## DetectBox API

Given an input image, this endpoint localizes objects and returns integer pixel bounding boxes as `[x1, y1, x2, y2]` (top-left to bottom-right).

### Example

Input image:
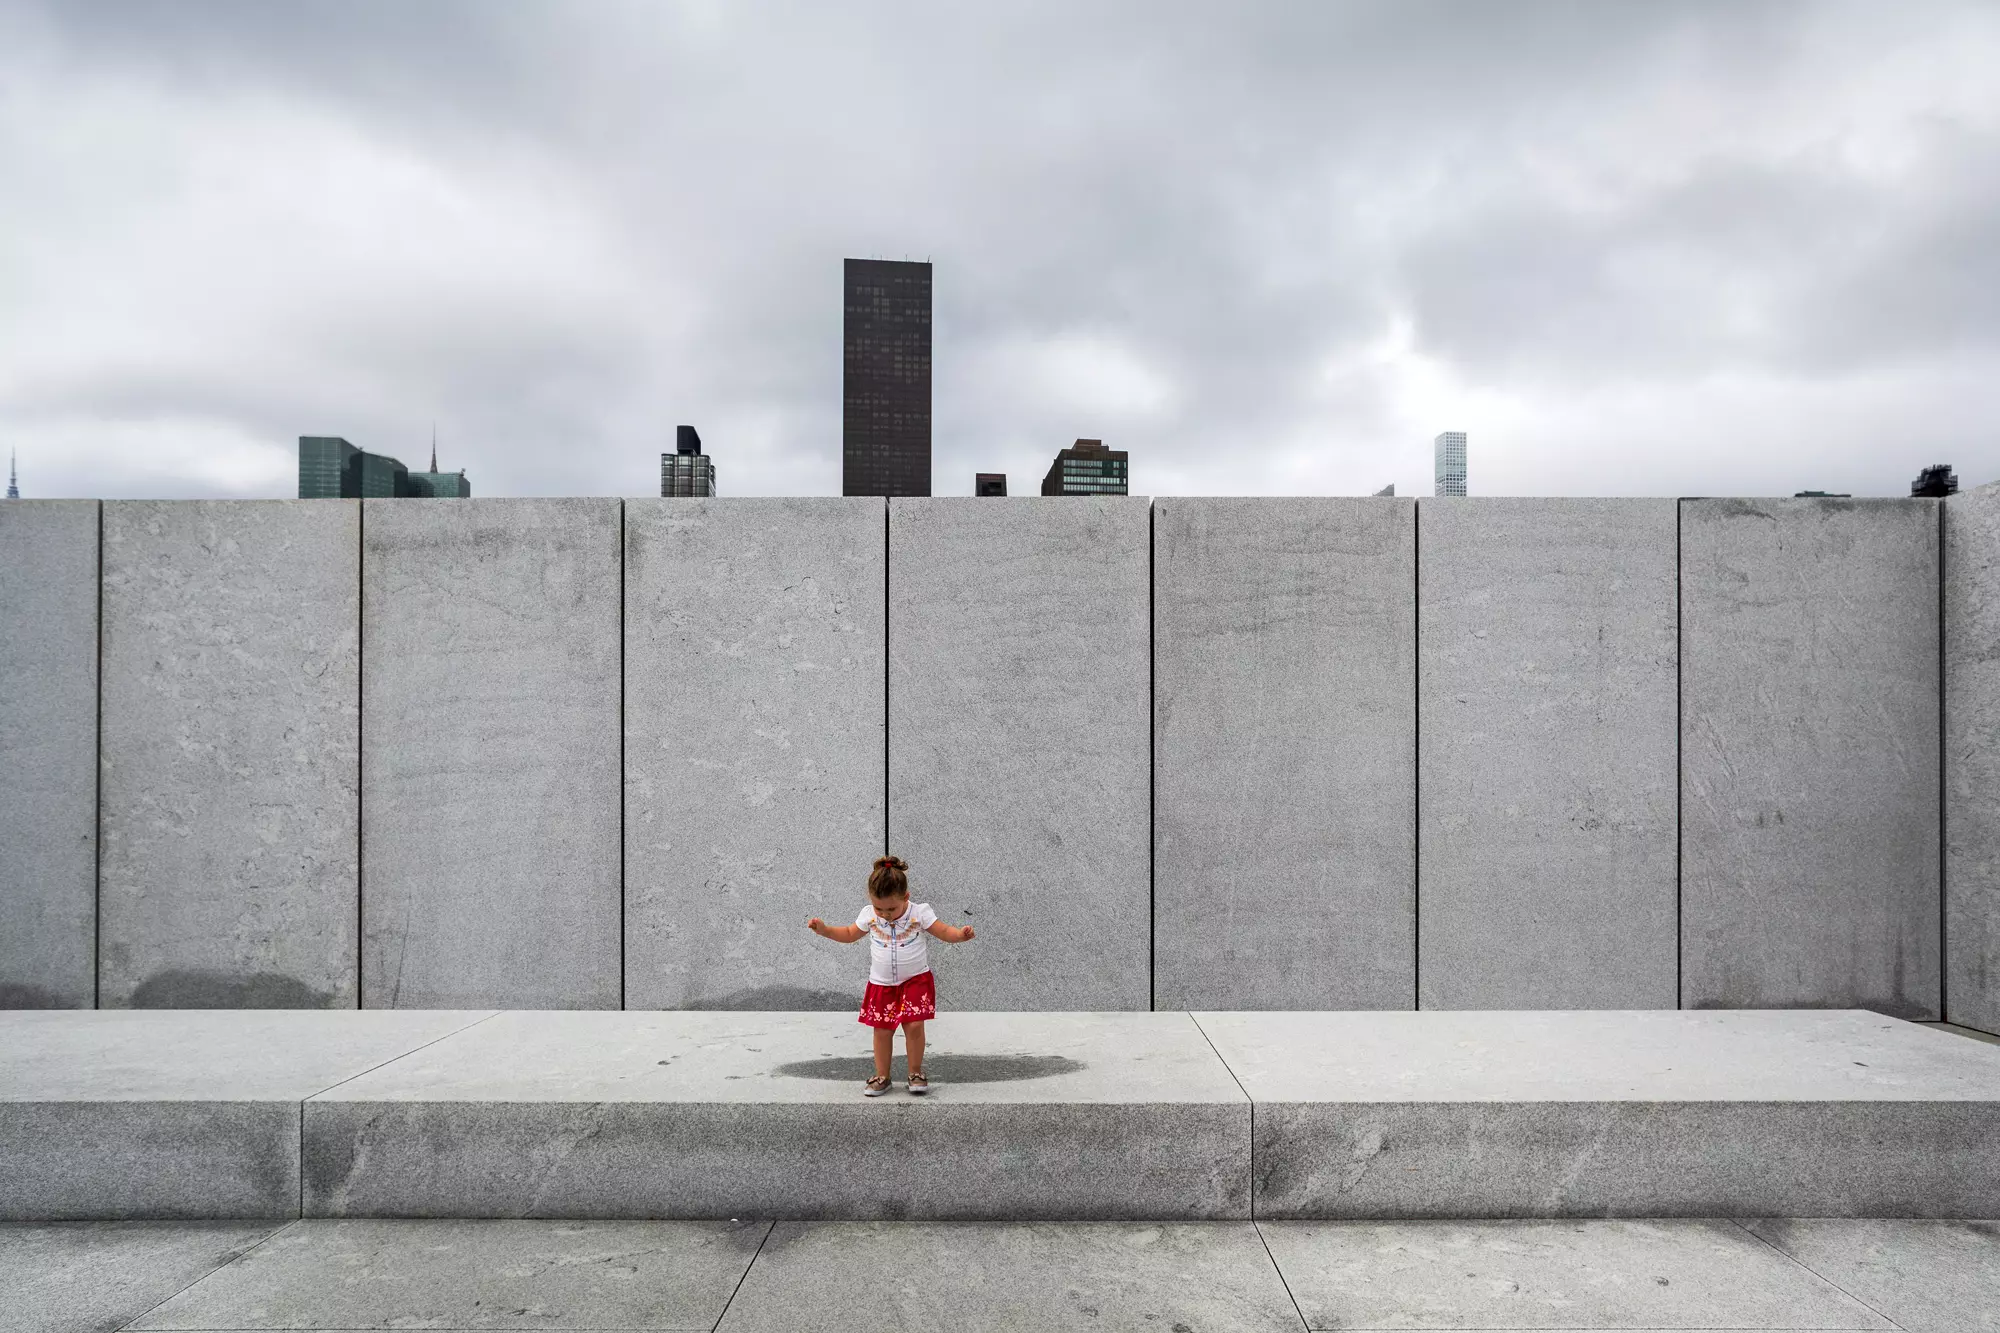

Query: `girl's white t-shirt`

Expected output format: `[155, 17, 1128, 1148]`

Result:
[855, 901, 938, 986]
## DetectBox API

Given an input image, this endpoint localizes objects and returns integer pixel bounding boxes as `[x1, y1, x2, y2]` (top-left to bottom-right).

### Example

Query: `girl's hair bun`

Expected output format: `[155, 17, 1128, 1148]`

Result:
[868, 855, 910, 898]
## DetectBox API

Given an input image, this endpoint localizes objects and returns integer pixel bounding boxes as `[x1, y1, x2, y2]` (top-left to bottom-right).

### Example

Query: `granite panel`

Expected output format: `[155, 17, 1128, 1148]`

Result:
[887, 498, 1151, 1011]
[1198, 1009, 2000, 1218]
[1745, 1218, 2000, 1333]
[1154, 498, 1415, 1010]
[1946, 482, 2000, 1035]
[303, 1011, 1250, 1219]
[0, 1010, 490, 1219]
[0, 501, 99, 1010]
[1418, 498, 1679, 1010]
[362, 498, 622, 1009]
[0, 1221, 283, 1333]
[129, 1218, 770, 1330]
[715, 1222, 1303, 1333]
[99, 501, 359, 1009]
[624, 498, 885, 1012]
[1682, 498, 1941, 1017]
[1262, 1218, 1892, 1330]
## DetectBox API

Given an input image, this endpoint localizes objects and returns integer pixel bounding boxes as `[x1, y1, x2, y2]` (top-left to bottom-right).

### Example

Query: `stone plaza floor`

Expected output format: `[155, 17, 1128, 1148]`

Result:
[8, 1214, 2000, 1332]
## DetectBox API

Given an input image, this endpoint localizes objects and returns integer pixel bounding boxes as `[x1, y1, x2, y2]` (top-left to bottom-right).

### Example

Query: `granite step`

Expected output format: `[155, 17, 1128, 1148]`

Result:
[5, 1009, 1999, 1221]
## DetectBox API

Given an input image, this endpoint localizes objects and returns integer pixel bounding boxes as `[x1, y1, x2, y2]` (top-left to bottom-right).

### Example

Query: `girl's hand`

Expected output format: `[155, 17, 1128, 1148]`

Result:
[961, 925, 975, 942]
[807, 917, 827, 936]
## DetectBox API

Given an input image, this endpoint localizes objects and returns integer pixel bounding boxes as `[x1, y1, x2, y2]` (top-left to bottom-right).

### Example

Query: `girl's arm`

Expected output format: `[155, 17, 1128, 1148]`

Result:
[807, 917, 865, 943]
[926, 921, 975, 944]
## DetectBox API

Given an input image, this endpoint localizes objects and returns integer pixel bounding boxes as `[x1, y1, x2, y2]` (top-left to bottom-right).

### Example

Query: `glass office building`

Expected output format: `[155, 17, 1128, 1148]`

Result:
[843, 258, 932, 496]
[1041, 439, 1129, 495]
[661, 424, 717, 497]
[299, 437, 468, 498]
[1434, 431, 1467, 497]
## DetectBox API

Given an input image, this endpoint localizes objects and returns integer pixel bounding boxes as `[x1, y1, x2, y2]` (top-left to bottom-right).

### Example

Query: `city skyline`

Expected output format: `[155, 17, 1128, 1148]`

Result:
[5, 5, 2000, 502]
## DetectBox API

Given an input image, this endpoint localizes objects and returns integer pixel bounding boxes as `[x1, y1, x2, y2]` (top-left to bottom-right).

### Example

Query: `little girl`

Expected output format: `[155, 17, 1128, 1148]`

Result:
[808, 854, 975, 1096]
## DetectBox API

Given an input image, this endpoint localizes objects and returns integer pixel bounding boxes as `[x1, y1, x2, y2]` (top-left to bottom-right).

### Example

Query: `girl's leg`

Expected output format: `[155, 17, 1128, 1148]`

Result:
[905, 1020, 925, 1075]
[872, 1025, 894, 1080]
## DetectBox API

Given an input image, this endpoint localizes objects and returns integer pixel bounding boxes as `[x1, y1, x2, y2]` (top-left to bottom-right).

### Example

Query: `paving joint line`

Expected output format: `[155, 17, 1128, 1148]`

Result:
[1728, 1217, 1909, 1331]
[1187, 1012, 1256, 1221]
[111, 1217, 299, 1332]
[709, 1218, 777, 1332]
[1250, 1218, 1312, 1332]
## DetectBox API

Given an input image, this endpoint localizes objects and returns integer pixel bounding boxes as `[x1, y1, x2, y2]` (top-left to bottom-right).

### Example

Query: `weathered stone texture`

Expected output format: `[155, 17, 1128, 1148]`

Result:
[362, 498, 622, 1009]
[1682, 498, 1940, 1017]
[0, 501, 99, 1009]
[887, 498, 1151, 1010]
[1418, 499, 1679, 1009]
[99, 501, 359, 1009]
[1947, 481, 2000, 1035]
[1154, 498, 1414, 1010]
[624, 498, 885, 1012]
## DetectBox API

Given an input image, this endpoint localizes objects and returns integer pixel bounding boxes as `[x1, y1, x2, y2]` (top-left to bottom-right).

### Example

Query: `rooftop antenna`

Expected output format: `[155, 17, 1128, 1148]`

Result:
[430, 423, 438, 473]
[5, 447, 17, 499]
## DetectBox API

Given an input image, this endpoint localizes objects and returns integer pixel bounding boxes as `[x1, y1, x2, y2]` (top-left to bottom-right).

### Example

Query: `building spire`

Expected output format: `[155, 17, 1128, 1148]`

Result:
[5, 448, 17, 499]
[430, 424, 438, 474]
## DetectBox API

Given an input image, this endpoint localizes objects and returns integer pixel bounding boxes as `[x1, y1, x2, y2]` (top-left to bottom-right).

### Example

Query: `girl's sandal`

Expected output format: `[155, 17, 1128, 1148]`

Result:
[907, 1070, 929, 1095]
[864, 1074, 892, 1097]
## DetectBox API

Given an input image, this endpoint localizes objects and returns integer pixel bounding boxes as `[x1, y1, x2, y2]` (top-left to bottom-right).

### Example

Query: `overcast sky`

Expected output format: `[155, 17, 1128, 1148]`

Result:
[4, 1, 1998, 501]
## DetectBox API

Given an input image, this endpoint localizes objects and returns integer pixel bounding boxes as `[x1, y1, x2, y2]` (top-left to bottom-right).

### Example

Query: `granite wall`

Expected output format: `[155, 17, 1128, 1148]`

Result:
[3, 493, 1974, 1016]
[624, 498, 885, 1011]
[1946, 482, 2000, 1034]
[98, 501, 360, 1009]
[360, 499, 622, 1010]
[0, 501, 100, 1009]
[889, 498, 1152, 1010]
[1419, 499, 1680, 1009]
[1681, 498, 1941, 1019]
[1153, 497, 1416, 1010]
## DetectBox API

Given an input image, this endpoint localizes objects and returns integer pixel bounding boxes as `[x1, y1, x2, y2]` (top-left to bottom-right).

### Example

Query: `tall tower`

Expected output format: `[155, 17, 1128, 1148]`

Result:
[842, 258, 932, 496]
[1434, 431, 1467, 497]
[5, 449, 17, 499]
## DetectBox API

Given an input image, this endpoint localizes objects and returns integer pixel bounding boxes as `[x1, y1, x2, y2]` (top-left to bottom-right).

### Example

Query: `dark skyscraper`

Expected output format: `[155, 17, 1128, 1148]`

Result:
[661, 424, 717, 496]
[843, 258, 931, 496]
[976, 472, 1008, 496]
[1041, 439, 1129, 496]
[1911, 464, 1958, 497]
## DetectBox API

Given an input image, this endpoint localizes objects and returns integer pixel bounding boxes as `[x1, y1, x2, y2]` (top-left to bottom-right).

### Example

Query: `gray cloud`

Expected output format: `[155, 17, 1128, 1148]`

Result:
[2, 0, 1997, 502]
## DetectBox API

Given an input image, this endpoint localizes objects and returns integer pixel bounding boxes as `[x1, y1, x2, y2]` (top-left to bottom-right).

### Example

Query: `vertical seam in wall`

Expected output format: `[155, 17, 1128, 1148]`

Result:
[620, 500, 628, 1011]
[883, 500, 891, 855]
[355, 501, 365, 1008]
[94, 500, 104, 1009]
[1149, 499, 1157, 1012]
[1676, 497, 1685, 1011]
[1411, 499, 1421, 1011]
[1938, 497, 1948, 1023]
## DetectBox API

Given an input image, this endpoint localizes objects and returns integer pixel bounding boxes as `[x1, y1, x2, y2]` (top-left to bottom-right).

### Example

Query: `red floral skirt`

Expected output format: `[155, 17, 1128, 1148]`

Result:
[858, 970, 936, 1029]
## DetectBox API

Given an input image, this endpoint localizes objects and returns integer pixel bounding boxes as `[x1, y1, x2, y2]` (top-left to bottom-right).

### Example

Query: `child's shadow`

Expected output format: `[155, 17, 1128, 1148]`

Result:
[772, 1053, 1085, 1084]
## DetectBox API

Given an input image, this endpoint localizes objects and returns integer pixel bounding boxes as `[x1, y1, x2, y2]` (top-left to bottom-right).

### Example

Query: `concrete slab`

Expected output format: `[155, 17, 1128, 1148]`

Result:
[1745, 1218, 2000, 1333]
[1261, 1218, 1892, 1330]
[1946, 482, 2000, 1035]
[888, 498, 1151, 1010]
[624, 498, 885, 1013]
[362, 498, 622, 1010]
[0, 500, 99, 1011]
[0, 1010, 491, 1219]
[715, 1221, 1304, 1333]
[0, 1221, 283, 1333]
[1418, 499, 1679, 1010]
[99, 500, 360, 1009]
[1195, 1009, 2000, 1218]
[1154, 498, 1415, 1011]
[128, 1218, 770, 1330]
[1682, 497, 1941, 1018]
[304, 1011, 1249, 1219]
